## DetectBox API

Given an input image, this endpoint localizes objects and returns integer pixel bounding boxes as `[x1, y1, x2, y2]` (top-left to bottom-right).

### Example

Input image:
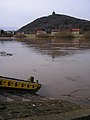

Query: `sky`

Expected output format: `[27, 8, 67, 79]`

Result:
[0, 0, 90, 30]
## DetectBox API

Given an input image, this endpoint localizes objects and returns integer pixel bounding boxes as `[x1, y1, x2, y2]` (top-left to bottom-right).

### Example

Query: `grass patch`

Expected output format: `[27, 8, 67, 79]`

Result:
[36, 33, 50, 38]
[14, 33, 27, 38]
[54, 32, 74, 38]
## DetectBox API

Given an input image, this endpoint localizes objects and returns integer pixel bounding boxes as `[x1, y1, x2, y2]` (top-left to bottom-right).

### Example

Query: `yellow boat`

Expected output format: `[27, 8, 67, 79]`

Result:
[0, 76, 41, 93]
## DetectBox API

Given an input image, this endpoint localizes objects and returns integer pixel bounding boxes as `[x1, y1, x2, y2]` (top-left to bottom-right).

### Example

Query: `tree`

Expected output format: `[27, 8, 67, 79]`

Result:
[0, 29, 4, 34]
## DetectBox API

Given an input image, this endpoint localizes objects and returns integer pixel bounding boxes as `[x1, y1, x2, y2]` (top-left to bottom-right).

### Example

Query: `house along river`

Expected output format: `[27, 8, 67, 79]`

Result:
[0, 38, 90, 105]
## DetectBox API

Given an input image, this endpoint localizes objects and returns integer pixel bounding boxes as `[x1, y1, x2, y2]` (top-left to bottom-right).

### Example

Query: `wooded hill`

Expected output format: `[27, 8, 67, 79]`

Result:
[19, 12, 90, 33]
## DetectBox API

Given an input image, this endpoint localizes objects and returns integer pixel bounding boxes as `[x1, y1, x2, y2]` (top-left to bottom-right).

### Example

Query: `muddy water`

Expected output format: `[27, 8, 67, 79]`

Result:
[0, 38, 90, 104]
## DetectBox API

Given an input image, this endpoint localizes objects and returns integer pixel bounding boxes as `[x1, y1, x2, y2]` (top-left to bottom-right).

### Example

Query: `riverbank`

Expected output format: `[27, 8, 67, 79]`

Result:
[0, 37, 14, 40]
[12, 108, 90, 120]
[0, 90, 90, 120]
[0, 33, 84, 40]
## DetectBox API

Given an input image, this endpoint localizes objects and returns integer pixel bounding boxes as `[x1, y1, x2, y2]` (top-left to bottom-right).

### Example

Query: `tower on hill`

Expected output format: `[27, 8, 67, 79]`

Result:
[52, 11, 56, 15]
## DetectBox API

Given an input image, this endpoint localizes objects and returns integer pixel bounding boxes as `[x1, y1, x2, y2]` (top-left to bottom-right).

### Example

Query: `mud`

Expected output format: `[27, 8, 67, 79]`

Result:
[0, 90, 90, 120]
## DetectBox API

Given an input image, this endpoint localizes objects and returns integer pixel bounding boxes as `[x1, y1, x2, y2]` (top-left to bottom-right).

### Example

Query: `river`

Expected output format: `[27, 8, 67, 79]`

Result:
[0, 38, 90, 105]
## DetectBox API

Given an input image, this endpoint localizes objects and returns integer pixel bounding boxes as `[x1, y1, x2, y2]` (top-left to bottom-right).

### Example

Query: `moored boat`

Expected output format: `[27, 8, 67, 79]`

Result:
[0, 76, 41, 93]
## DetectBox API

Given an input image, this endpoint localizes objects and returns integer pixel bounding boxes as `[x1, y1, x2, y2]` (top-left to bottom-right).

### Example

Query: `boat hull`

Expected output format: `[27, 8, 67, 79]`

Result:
[0, 76, 41, 93]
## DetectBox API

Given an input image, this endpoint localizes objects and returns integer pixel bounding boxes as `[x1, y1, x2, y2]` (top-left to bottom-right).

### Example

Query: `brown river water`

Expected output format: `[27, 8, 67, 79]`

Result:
[0, 38, 90, 105]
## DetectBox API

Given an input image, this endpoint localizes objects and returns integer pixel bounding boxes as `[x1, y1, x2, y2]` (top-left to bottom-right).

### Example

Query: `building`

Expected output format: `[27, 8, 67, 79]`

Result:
[71, 28, 81, 35]
[51, 28, 81, 35]
[51, 29, 61, 34]
[36, 30, 46, 34]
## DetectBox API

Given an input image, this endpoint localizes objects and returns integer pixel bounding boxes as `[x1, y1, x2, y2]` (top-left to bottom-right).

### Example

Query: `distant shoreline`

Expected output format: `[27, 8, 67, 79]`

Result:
[0, 33, 89, 40]
[0, 37, 14, 39]
[0, 34, 82, 40]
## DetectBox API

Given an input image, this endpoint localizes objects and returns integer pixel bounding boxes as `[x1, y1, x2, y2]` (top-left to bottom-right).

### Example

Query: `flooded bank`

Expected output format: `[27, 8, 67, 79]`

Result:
[0, 38, 90, 105]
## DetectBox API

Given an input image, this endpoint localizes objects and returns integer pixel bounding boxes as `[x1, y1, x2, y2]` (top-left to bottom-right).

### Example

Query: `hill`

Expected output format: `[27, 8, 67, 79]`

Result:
[19, 12, 90, 33]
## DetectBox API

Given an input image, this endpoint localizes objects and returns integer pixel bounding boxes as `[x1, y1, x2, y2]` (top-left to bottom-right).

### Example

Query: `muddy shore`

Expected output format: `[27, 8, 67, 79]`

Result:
[0, 90, 90, 120]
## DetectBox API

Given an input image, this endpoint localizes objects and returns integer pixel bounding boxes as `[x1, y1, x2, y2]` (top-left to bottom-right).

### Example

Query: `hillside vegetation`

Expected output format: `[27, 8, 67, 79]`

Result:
[19, 12, 90, 33]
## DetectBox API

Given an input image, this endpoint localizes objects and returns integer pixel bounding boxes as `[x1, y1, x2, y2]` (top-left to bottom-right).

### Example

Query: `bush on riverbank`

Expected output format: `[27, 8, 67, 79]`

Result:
[84, 31, 90, 38]
[0, 33, 13, 37]
[53, 32, 74, 38]
[14, 33, 27, 38]
[36, 33, 50, 38]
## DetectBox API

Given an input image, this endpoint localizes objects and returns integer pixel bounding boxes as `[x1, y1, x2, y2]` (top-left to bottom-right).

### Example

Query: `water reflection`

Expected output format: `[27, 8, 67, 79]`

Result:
[16, 38, 90, 59]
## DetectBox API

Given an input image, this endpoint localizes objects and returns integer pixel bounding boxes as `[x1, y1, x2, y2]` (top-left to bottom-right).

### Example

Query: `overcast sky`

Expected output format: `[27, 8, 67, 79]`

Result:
[0, 0, 90, 30]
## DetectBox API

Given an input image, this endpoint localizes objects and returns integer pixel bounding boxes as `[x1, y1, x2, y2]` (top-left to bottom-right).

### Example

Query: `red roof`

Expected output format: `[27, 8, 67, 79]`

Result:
[71, 28, 81, 32]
